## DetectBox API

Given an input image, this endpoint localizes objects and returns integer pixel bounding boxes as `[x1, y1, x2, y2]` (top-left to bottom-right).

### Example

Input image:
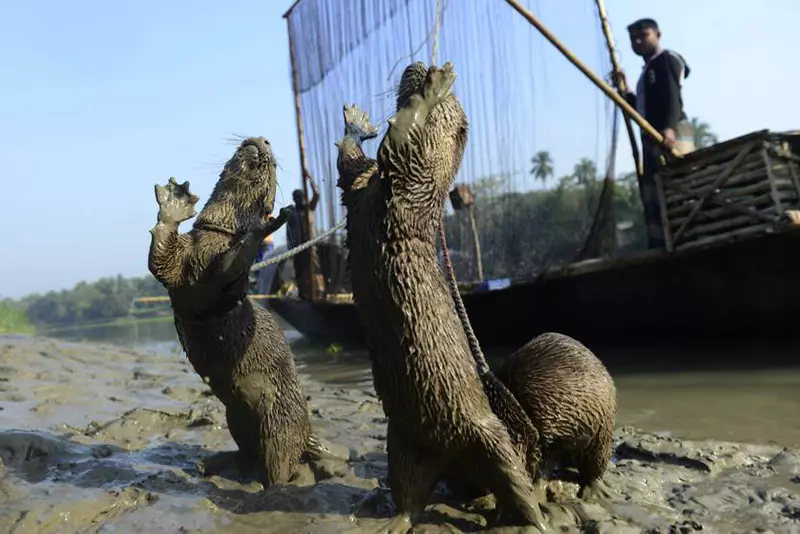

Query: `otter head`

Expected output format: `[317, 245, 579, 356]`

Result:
[195, 137, 278, 234]
[396, 62, 428, 110]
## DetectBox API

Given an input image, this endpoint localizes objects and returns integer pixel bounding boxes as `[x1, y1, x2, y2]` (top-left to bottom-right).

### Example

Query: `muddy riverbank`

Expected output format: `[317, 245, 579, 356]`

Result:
[0, 335, 798, 533]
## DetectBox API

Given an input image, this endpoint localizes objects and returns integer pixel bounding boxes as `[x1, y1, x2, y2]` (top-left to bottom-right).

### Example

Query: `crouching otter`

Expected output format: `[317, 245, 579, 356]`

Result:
[147, 137, 324, 487]
[496, 332, 617, 500]
[337, 63, 547, 533]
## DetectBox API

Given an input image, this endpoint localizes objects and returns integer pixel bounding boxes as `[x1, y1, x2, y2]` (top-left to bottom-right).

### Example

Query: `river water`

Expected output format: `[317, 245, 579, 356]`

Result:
[47, 316, 800, 448]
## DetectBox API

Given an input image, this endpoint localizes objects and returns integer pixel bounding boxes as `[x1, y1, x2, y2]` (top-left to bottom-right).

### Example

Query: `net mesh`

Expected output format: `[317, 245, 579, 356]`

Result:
[286, 0, 646, 282]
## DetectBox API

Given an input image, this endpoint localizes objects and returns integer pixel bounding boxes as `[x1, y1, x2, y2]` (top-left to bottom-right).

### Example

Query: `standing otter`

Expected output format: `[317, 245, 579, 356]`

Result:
[337, 63, 547, 533]
[405, 65, 617, 500]
[342, 67, 617, 508]
[496, 332, 617, 500]
[147, 137, 323, 487]
[394, 62, 543, 486]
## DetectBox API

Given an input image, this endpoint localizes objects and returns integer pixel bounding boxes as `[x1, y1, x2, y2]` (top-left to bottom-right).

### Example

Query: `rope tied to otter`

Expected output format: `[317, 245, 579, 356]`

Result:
[427, 0, 491, 377]
[249, 219, 346, 272]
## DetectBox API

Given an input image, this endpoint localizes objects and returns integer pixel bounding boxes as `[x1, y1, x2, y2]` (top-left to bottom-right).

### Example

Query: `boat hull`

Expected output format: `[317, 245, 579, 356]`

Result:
[266, 227, 800, 349]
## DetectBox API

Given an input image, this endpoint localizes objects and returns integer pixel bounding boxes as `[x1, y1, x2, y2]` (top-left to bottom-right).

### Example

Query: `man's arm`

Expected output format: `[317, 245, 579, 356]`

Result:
[306, 171, 320, 211]
[661, 52, 686, 136]
[612, 69, 637, 108]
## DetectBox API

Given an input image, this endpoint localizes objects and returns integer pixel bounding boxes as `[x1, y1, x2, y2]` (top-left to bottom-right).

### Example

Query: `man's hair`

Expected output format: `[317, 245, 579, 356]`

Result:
[627, 18, 659, 32]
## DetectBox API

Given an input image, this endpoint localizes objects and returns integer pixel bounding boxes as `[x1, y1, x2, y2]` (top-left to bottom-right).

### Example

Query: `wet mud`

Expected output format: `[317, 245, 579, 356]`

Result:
[0, 336, 798, 533]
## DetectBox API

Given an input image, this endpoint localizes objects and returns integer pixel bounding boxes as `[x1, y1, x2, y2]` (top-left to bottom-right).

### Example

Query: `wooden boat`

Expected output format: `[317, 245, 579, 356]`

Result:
[266, 224, 800, 348]
[268, 2, 800, 350]
[264, 129, 800, 348]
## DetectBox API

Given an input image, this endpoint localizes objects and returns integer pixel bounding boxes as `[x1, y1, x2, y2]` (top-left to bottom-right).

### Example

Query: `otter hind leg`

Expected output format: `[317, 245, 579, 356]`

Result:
[381, 421, 443, 534]
[575, 430, 615, 503]
[467, 422, 547, 531]
[224, 405, 259, 460]
[231, 372, 302, 487]
[260, 426, 306, 487]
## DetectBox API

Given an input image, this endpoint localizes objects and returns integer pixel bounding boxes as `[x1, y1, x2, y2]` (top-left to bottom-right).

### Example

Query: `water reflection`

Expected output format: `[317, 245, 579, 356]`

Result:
[45, 318, 800, 447]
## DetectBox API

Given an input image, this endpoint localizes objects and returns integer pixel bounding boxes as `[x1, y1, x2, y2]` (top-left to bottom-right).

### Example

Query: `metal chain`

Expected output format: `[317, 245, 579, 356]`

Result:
[249, 219, 346, 272]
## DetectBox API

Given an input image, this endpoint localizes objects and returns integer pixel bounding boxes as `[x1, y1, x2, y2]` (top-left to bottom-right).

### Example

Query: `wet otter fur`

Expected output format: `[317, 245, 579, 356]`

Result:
[337, 63, 547, 533]
[341, 67, 616, 510]
[147, 137, 323, 487]
[399, 64, 616, 503]
[496, 332, 617, 499]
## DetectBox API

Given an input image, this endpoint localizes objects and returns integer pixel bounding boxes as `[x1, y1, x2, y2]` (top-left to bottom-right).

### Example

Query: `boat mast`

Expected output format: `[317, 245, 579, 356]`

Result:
[594, 0, 643, 181]
[284, 4, 320, 301]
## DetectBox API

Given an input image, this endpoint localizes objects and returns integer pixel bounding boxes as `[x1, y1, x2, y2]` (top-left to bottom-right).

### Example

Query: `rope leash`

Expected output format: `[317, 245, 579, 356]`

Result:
[249, 219, 346, 272]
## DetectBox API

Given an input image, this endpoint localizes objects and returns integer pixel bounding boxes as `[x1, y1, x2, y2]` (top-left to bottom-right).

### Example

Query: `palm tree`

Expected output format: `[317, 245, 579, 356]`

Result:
[530, 150, 554, 185]
[573, 158, 597, 187]
[690, 117, 719, 149]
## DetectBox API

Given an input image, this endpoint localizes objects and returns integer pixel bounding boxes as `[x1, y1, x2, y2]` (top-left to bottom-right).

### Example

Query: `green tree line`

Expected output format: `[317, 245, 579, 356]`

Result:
[443, 117, 718, 282]
[4, 274, 168, 329]
[444, 160, 646, 282]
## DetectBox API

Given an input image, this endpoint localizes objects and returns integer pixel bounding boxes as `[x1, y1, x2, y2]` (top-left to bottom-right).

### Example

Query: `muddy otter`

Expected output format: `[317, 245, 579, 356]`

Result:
[399, 63, 617, 503]
[397, 62, 544, 483]
[496, 332, 617, 499]
[337, 63, 547, 533]
[147, 137, 323, 487]
[348, 66, 617, 508]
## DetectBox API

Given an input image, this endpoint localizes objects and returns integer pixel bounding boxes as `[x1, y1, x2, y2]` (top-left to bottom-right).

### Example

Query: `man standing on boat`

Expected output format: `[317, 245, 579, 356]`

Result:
[285, 170, 323, 300]
[614, 18, 695, 250]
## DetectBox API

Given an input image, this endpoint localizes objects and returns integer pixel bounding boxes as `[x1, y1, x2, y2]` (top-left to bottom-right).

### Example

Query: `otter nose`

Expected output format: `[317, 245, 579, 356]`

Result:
[241, 137, 271, 153]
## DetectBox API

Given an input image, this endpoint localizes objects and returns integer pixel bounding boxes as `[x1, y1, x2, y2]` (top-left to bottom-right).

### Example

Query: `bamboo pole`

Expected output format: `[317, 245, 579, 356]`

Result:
[282, 0, 303, 19]
[466, 205, 484, 281]
[594, 0, 643, 179]
[284, 16, 320, 301]
[285, 20, 310, 209]
[502, 0, 680, 159]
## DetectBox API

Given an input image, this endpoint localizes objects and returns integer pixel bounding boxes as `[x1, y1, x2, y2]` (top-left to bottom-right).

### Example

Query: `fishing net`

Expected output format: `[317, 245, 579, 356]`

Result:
[286, 0, 647, 283]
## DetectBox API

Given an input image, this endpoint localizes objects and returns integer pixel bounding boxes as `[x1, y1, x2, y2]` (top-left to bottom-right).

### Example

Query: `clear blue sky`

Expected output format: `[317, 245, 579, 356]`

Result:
[2, 0, 799, 299]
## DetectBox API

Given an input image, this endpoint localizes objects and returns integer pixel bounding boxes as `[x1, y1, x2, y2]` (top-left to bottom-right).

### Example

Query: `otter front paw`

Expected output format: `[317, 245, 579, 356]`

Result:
[385, 62, 457, 142]
[154, 177, 200, 225]
[343, 104, 378, 142]
[255, 206, 291, 237]
[422, 62, 456, 107]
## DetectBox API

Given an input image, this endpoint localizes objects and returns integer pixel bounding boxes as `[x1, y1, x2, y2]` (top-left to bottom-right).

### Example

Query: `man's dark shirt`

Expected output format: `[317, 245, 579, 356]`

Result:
[624, 49, 691, 135]
[285, 204, 307, 249]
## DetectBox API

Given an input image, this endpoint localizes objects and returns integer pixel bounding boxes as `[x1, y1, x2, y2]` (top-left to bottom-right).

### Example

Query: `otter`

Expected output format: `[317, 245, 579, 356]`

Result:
[496, 332, 617, 500]
[337, 63, 547, 533]
[397, 62, 543, 484]
[147, 137, 324, 487]
[342, 67, 617, 508]
[397, 63, 617, 504]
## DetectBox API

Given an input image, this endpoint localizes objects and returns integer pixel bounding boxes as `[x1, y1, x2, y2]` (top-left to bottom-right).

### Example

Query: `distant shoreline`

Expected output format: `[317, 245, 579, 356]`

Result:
[37, 314, 173, 335]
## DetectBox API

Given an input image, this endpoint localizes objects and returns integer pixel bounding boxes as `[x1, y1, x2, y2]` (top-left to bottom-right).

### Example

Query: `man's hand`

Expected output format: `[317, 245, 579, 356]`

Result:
[610, 68, 629, 92]
[304, 170, 319, 194]
[662, 128, 677, 150]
